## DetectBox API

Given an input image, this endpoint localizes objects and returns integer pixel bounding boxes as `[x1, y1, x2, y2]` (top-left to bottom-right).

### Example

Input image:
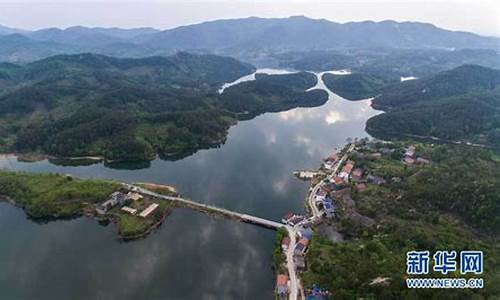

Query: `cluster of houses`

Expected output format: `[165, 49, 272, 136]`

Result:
[276, 226, 314, 298]
[322, 153, 338, 170]
[402, 145, 430, 165]
[282, 213, 305, 226]
[96, 191, 159, 218]
[313, 185, 336, 218]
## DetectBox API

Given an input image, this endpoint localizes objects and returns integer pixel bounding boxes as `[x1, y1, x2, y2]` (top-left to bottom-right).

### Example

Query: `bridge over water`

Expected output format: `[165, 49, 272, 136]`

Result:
[125, 184, 286, 230]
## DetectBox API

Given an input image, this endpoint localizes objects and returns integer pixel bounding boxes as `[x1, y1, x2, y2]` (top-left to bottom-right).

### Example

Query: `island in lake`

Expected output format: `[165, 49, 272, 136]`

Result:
[0, 170, 181, 239]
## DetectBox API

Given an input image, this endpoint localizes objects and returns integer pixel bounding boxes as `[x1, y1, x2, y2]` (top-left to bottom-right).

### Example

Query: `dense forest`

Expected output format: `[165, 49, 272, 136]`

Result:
[366, 65, 500, 147]
[303, 142, 500, 299]
[220, 72, 327, 118]
[0, 53, 324, 162]
[276, 48, 500, 80]
[322, 73, 386, 100]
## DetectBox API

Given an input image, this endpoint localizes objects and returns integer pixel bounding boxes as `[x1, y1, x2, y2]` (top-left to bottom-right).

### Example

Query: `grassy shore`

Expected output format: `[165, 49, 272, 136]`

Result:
[0, 170, 119, 218]
[0, 169, 177, 240]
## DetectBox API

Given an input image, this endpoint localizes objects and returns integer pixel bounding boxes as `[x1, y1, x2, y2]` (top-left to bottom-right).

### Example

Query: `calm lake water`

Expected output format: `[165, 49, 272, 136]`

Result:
[0, 72, 379, 299]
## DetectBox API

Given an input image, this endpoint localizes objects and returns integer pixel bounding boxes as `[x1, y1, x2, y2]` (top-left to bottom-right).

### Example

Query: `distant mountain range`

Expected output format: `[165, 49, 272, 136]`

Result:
[0, 16, 498, 63]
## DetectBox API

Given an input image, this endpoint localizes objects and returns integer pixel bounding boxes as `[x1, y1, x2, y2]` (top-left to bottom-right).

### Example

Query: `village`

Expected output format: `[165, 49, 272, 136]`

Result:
[89, 138, 433, 299]
[274, 138, 432, 299]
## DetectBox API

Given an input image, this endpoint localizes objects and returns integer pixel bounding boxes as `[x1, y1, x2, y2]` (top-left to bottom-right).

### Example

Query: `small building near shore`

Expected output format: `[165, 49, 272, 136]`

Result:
[299, 227, 314, 240]
[139, 203, 159, 218]
[96, 191, 129, 214]
[276, 274, 289, 298]
[294, 238, 310, 255]
[281, 236, 291, 252]
[121, 206, 138, 215]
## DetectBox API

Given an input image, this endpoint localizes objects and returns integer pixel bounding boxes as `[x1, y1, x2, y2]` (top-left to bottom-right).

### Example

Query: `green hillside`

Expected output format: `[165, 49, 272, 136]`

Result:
[366, 65, 500, 147]
[220, 72, 327, 118]
[322, 73, 386, 100]
[0, 53, 326, 162]
[303, 142, 500, 299]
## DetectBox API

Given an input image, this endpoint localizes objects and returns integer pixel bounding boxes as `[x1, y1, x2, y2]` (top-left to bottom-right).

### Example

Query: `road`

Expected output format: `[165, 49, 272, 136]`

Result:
[123, 143, 355, 300]
[285, 225, 299, 300]
[287, 142, 354, 298]
[124, 183, 301, 300]
[306, 143, 355, 219]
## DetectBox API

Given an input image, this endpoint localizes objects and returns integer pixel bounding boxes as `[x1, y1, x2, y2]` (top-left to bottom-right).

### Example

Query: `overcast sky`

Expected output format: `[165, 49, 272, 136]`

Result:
[0, 0, 498, 36]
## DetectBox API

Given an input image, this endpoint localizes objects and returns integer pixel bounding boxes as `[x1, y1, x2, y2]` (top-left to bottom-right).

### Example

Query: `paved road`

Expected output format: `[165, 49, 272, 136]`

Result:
[289, 143, 354, 298]
[123, 143, 354, 300]
[306, 143, 355, 219]
[285, 226, 299, 300]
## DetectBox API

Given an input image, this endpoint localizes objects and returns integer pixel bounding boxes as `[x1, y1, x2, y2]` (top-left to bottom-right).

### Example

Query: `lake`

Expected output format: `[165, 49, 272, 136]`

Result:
[0, 71, 379, 299]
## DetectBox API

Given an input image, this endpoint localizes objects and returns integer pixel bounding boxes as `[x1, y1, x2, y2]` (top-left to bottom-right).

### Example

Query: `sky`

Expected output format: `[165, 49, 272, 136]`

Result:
[0, 0, 498, 37]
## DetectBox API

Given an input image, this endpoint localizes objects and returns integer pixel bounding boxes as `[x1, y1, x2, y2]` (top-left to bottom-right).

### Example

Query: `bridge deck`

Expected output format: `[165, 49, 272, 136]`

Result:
[129, 185, 284, 230]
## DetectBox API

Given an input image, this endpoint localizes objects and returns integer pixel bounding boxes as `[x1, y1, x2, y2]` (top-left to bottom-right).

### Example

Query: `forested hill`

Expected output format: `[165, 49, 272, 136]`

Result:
[0, 52, 255, 91]
[366, 65, 500, 146]
[220, 72, 327, 117]
[0, 53, 324, 163]
[371, 64, 500, 109]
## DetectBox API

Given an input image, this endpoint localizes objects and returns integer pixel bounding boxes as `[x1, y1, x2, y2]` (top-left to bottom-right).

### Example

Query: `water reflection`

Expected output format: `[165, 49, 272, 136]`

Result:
[0, 72, 380, 299]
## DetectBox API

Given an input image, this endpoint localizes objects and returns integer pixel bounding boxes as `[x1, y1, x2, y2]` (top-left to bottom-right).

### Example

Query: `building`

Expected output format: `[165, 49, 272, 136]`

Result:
[323, 161, 335, 170]
[96, 192, 129, 214]
[294, 243, 306, 256]
[416, 157, 431, 164]
[339, 161, 354, 181]
[403, 156, 415, 165]
[331, 176, 345, 186]
[405, 145, 416, 158]
[281, 236, 291, 251]
[326, 153, 338, 162]
[323, 153, 339, 170]
[299, 227, 314, 240]
[110, 191, 128, 204]
[139, 203, 159, 218]
[322, 200, 335, 218]
[294, 239, 310, 255]
[288, 215, 305, 226]
[283, 214, 304, 226]
[351, 168, 364, 181]
[294, 255, 306, 272]
[315, 188, 328, 197]
[282, 212, 294, 223]
[320, 183, 335, 193]
[121, 206, 138, 215]
[127, 192, 143, 201]
[276, 274, 289, 298]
